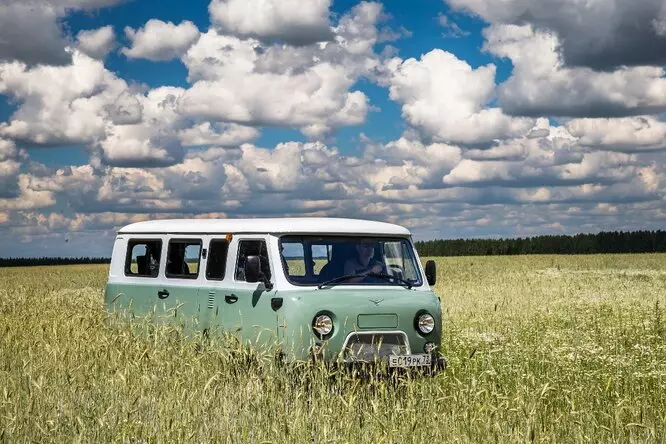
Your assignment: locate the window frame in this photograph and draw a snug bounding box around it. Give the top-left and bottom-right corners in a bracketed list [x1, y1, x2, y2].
[165, 238, 203, 280]
[205, 238, 229, 281]
[124, 238, 163, 278]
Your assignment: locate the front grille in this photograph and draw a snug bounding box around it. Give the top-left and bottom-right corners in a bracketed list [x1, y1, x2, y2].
[342, 332, 409, 362]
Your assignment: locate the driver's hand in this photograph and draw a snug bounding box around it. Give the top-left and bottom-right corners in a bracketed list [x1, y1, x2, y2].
[370, 264, 382, 274]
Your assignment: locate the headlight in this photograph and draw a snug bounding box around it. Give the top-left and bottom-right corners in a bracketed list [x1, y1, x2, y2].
[313, 314, 333, 337]
[416, 313, 435, 334]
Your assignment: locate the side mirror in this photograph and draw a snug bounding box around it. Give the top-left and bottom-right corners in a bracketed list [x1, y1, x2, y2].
[425, 260, 437, 286]
[244, 255, 273, 289]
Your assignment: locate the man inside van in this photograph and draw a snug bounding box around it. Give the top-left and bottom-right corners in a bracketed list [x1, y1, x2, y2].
[343, 239, 385, 282]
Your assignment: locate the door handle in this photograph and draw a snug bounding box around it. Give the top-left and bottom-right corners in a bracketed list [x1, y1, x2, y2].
[157, 289, 170, 299]
[225, 294, 238, 304]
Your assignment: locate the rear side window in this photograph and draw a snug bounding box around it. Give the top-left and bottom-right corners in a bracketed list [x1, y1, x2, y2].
[125, 239, 162, 277]
[206, 239, 229, 280]
[166, 239, 202, 279]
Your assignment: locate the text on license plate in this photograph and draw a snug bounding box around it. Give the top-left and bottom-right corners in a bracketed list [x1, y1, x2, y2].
[388, 354, 431, 367]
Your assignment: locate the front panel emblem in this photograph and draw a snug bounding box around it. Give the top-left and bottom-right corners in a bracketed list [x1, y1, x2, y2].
[369, 299, 384, 306]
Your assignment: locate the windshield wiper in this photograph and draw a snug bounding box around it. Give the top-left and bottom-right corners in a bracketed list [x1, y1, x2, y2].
[317, 274, 366, 289]
[317, 273, 414, 289]
[366, 273, 413, 289]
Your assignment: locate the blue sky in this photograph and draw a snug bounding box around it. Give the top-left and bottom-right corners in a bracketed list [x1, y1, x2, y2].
[1, 0, 666, 257]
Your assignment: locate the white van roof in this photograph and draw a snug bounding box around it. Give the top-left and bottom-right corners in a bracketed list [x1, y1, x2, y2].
[117, 217, 411, 236]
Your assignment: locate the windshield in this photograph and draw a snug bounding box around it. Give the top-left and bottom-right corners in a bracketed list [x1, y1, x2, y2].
[279, 236, 423, 287]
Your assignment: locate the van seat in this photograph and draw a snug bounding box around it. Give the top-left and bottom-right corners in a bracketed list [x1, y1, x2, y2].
[318, 243, 355, 281]
[136, 255, 148, 275]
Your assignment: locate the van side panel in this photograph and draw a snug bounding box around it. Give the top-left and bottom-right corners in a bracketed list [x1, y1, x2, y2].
[108, 236, 126, 280]
[105, 234, 215, 335]
[104, 235, 166, 320]
[104, 236, 128, 307]
[105, 281, 163, 319]
[156, 274, 207, 332]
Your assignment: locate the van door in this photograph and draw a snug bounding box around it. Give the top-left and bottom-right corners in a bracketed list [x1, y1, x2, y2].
[110, 237, 166, 318]
[196, 237, 231, 337]
[156, 237, 205, 333]
[222, 236, 279, 351]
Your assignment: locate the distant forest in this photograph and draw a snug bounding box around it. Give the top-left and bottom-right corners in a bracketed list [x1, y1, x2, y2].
[0, 257, 110, 267]
[2, 230, 666, 266]
[415, 230, 666, 257]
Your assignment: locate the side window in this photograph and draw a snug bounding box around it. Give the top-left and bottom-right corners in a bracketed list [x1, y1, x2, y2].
[235, 240, 271, 282]
[166, 239, 202, 279]
[125, 239, 162, 277]
[206, 239, 229, 281]
[281, 242, 305, 277]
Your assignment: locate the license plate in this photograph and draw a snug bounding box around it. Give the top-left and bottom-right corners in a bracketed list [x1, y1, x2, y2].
[388, 354, 431, 368]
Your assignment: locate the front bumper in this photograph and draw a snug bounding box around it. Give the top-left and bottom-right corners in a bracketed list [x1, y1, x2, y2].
[307, 329, 446, 374]
[312, 351, 448, 376]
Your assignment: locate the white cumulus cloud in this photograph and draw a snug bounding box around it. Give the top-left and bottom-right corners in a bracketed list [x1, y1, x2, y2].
[484, 24, 666, 118]
[179, 27, 372, 138]
[178, 122, 259, 147]
[209, 0, 334, 45]
[0, 0, 126, 65]
[122, 20, 201, 61]
[567, 116, 666, 152]
[446, 0, 666, 70]
[0, 50, 191, 167]
[97, 86, 187, 167]
[77, 25, 116, 59]
[384, 49, 534, 145]
[179, 2, 391, 138]
[0, 138, 22, 198]
[0, 50, 131, 144]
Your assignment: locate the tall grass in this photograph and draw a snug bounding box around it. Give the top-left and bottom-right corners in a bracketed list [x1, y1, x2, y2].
[1, 256, 665, 443]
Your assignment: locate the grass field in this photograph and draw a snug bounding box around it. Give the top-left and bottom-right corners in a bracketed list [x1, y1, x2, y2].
[1, 255, 665, 443]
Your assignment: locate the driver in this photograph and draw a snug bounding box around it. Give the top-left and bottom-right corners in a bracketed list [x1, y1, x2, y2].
[343, 239, 385, 281]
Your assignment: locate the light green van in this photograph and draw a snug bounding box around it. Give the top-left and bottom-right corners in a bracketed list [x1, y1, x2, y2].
[104, 217, 446, 370]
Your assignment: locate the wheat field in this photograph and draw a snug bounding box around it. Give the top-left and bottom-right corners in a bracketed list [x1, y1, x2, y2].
[1, 255, 665, 443]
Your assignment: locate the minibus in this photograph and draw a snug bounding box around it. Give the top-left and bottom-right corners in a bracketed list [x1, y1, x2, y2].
[104, 217, 445, 370]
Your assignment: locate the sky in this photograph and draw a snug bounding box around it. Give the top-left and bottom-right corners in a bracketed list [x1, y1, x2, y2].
[1, 0, 666, 257]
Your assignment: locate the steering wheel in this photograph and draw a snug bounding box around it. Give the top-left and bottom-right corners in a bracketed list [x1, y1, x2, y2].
[360, 264, 389, 283]
[388, 264, 404, 278]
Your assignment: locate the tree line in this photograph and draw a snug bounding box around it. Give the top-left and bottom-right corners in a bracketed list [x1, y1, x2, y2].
[2, 230, 666, 266]
[0, 257, 111, 267]
[415, 230, 666, 256]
